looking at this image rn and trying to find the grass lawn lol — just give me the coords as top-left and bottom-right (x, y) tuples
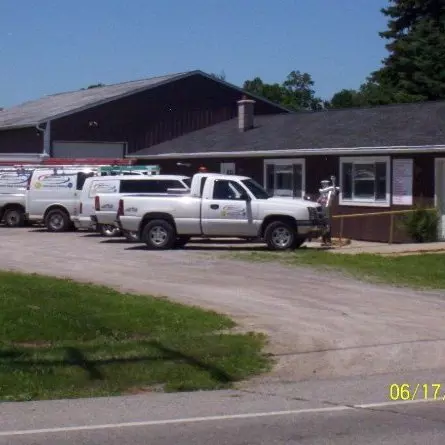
(231, 249), (445, 290)
(0, 271), (270, 402)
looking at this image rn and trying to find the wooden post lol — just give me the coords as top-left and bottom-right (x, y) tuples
(389, 213), (394, 244)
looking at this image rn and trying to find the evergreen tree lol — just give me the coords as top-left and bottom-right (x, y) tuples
(372, 0), (445, 100)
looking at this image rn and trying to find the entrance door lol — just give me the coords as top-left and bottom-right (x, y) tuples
(264, 159), (304, 198)
(436, 159), (445, 240)
(220, 162), (235, 175)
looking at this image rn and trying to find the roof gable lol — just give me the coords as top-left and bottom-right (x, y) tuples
(0, 70), (289, 131)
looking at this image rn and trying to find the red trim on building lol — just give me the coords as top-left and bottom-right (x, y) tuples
(42, 158), (135, 166)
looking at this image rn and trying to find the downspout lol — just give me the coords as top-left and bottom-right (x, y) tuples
(35, 121), (51, 160)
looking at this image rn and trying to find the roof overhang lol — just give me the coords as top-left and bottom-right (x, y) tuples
(127, 145), (445, 159)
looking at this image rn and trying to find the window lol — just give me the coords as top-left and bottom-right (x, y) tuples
(119, 179), (187, 194)
(339, 157), (390, 207)
(264, 159), (305, 198)
(241, 178), (269, 199)
(212, 180), (247, 200)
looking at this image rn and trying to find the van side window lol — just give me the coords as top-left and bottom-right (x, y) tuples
(77, 172), (95, 190)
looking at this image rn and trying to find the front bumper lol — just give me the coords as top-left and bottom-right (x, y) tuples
(297, 219), (326, 237)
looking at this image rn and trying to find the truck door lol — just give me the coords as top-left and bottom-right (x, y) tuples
(201, 178), (257, 236)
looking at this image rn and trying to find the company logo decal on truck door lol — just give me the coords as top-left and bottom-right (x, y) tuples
(221, 205), (246, 218)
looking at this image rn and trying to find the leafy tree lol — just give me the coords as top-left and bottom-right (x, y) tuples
(372, 0), (445, 100)
(243, 70), (325, 111)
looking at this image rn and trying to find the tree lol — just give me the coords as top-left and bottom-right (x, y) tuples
(243, 70), (325, 111)
(372, 0), (445, 100)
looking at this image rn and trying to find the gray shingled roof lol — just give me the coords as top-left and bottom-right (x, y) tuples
(130, 100), (445, 156)
(0, 72), (190, 130)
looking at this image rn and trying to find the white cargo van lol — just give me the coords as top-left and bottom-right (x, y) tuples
(25, 167), (98, 231)
(73, 175), (191, 236)
(0, 167), (34, 227)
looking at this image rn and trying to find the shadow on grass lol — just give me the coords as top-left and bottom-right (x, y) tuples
(1, 341), (234, 384)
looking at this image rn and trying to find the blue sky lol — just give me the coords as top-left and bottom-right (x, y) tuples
(0, 0), (389, 108)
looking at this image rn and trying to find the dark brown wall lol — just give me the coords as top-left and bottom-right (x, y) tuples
(0, 127), (43, 154)
(50, 74), (286, 156)
(141, 153), (437, 243)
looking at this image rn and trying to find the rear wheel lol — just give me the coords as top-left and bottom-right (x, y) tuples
(3, 208), (25, 227)
(45, 209), (70, 232)
(264, 221), (297, 251)
(141, 219), (176, 250)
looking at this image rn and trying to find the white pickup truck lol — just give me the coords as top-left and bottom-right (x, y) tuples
(116, 173), (325, 250)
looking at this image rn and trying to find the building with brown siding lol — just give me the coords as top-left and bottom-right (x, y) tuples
(0, 70), (288, 163)
(129, 99), (445, 243)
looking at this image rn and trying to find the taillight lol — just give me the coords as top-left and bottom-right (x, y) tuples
(117, 199), (124, 217)
(94, 196), (100, 211)
(79, 202), (83, 214)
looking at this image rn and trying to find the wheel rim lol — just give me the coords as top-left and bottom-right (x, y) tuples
(5, 210), (20, 226)
(49, 213), (64, 230)
(271, 226), (292, 248)
(149, 226), (168, 246)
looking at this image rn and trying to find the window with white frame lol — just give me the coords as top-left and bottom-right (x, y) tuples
(264, 159), (305, 198)
(339, 157), (390, 206)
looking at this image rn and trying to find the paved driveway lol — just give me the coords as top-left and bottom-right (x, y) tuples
(2, 228), (445, 385)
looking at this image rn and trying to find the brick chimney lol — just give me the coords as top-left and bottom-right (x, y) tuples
(237, 95), (256, 132)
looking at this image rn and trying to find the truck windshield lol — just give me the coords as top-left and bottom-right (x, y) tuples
(241, 179), (270, 199)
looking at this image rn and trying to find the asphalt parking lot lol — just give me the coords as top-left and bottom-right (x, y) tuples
(2, 227), (445, 385)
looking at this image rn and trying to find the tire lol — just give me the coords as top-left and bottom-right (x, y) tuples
(174, 236), (190, 248)
(3, 208), (25, 227)
(141, 219), (176, 250)
(100, 224), (121, 237)
(45, 209), (70, 232)
(264, 220), (297, 251)
(123, 230), (140, 243)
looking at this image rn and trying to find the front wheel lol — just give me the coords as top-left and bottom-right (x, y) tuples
(45, 209), (70, 232)
(264, 221), (297, 251)
(3, 208), (25, 227)
(141, 219), (176, 250)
